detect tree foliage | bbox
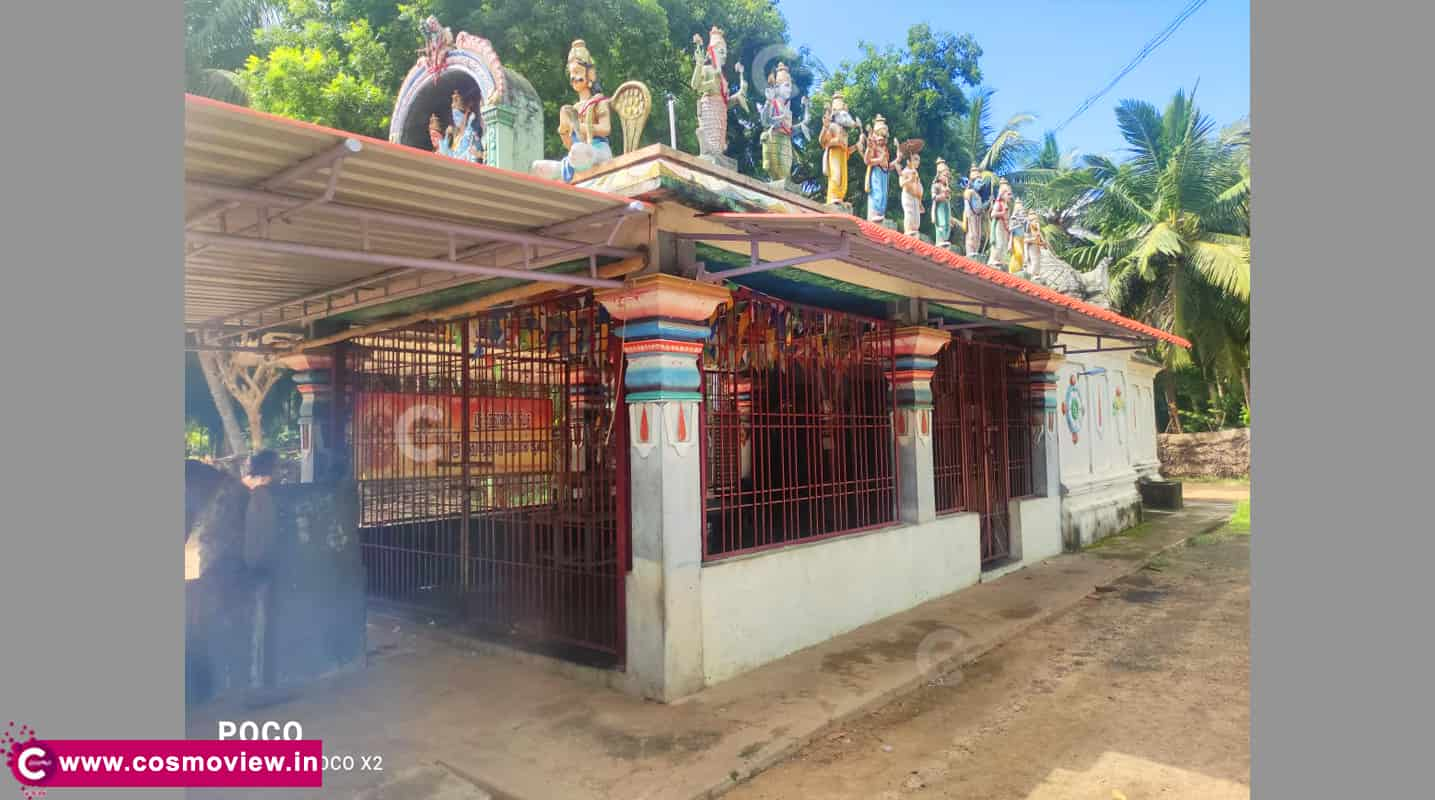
[1030,89,1251,430]
[239,1,395,137]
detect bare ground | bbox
[725,526,1251,800]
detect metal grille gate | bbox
[932,339,1034,565]
[338,292,627,666]
[702,290,898,559]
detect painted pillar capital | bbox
[888,326,951,410]
[596,274,731,404]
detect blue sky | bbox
[775,0,1250,162]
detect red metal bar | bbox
[701,295,898,560]
[343,294,624,665]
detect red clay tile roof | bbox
[709,212,1191,349]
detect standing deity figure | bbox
[690,27,749,166]
[428,88,484,164]
[1024,209,1047,276]
[532,40,614,183]
[1008,198,1028,272]
[759,62,798,182]
[817,93,860,206]
[988,177,1014,268]
[899,147,924,236]
[860,115,894,223]
[930,158,954,248]
[962,167,989,257]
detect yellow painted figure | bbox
[1009,199,1027,272]
[818,93,860,205]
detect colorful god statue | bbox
[532,40,614,183]
[817,93,861,206]
[962,167,988,256]
[1024,208,1047,276]
[930,158,954,248]
[759,62,799,182]
[898,145,924,237]
[860,115,894,223]
[988,177,1014,268]
[428,88,485,164]
[1008,198,1028,272]
[691,26,749,167]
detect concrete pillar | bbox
[596,274,731,702]
[481,104,517,172]
[277,353,334,483]
[1026,351,1066,499]
[888,327,953,524]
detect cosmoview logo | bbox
[3,723,51,799]
[14,746,52,782]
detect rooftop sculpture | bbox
[897,140,925,237]
[691,26,750,171]
[759,62,807,189]
[531,40,652,183]
[930,158,954,248]
[817,93,861,210]
[860,115,894,223]
[390,19,543,173]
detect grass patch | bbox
[1083,521,1153,551]
[1226,499,1250,534]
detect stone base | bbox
[878,218,900,231]
[825,201,854,215]
[1061,476,1144,549]
[697,152,738,172]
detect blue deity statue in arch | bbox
[428,88,485,164]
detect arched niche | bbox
[389,31,544,174]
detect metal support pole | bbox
[185,231,626,288]
[666,92,678,149]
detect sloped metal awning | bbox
[686,212,1190,350]
[184,95,651,344]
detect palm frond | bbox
[1187,238,1251,300]
[1115,99,1164,169]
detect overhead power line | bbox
[1052,0,1209,134]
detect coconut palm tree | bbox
[1057,88,1250,432]
[948,87,1036,177]
[185,0,283,104]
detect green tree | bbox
[1057,89,1250,431]
[239,0,394,137]
[798,24,984,227]
[185,0,282,103]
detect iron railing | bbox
[339,292,627,666]
[702,290,898,559]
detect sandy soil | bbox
[1181,480,1251,503]
[726,528,1251,800]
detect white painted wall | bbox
[699,514,981,686]
[1009,496,1063,564]
[1053,338,1163,546]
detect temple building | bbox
[184,24,1186,703]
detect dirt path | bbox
[1182,480,1250,503]
[726,528,1251,800]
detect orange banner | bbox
[352,392,552,479]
